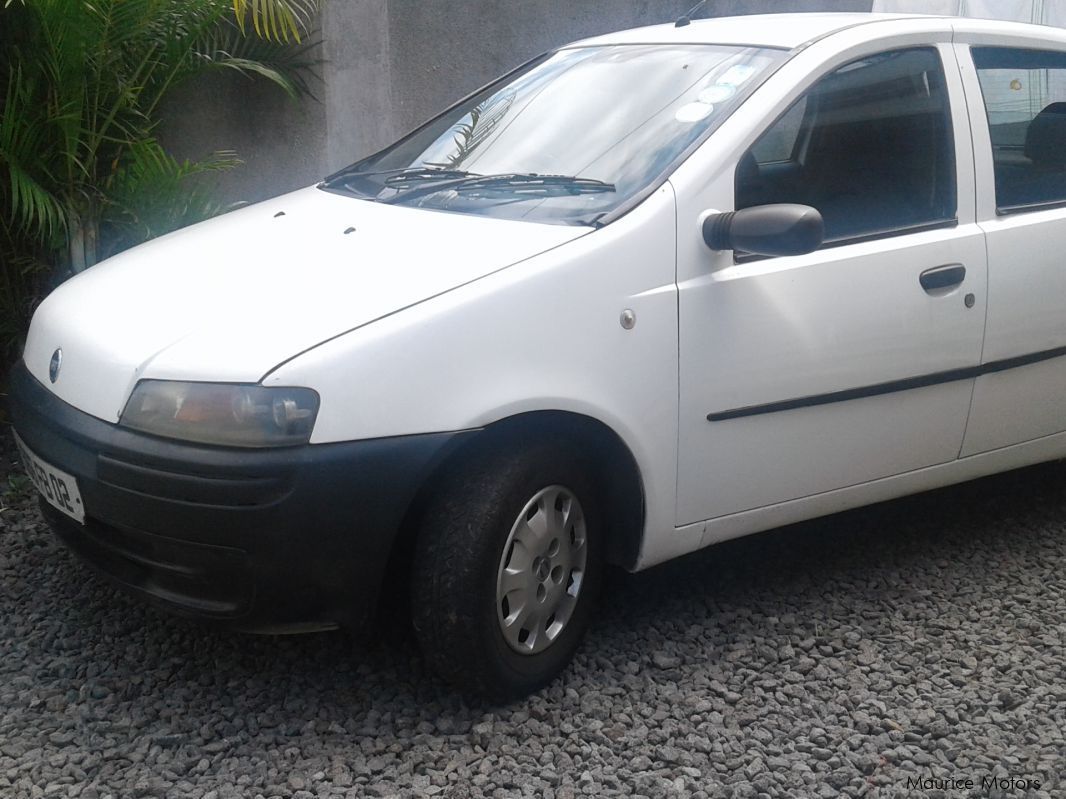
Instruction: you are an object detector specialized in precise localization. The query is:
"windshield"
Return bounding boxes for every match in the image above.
[323,44,785,225]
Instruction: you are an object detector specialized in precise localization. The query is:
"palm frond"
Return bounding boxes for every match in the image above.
[99,139,241,258]
[231,0,317,43]
[0,64,66,238]
[0,211,49,364]
[0,0,321,319]
[194,17,320,98]
[432,92,517,169]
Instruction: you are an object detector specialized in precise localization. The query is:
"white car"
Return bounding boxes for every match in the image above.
[11,12,1066,698]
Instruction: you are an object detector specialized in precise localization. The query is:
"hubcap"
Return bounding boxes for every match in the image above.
[496,485,588,655]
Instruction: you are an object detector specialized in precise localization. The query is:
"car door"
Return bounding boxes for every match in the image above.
[955,39,1066,456]
[671,40,988,527]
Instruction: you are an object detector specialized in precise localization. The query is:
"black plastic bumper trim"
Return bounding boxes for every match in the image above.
[8,360,476,632]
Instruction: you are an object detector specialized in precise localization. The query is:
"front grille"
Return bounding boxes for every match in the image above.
[96,455,293,508]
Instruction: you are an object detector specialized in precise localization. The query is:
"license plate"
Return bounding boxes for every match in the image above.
[13,432,85,524]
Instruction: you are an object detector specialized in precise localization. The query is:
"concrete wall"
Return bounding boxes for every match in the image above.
[163,0,871,205]
[160,69,328,206]
[383,0,871,137]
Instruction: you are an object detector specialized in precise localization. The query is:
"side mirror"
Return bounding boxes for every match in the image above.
[703,203,824,257]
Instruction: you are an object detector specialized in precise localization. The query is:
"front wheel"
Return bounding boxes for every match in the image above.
[410,439,603,700]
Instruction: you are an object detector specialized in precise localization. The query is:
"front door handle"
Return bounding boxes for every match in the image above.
[919,264,966,294]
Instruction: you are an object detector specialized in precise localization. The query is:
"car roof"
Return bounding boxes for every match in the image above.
[565,13,930,51]
[565,12,1063,52]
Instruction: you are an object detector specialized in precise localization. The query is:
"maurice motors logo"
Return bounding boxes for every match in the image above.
[906,774,1042,792]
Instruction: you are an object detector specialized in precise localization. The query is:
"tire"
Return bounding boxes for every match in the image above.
[410,436,603,700]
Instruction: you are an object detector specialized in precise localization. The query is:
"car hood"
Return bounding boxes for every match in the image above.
[23,186,588,422]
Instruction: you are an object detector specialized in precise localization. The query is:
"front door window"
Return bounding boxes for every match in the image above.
[736,48,957,244]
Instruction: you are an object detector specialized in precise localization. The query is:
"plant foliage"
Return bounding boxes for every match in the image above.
[0,0,320,364]
[232,0,318,43]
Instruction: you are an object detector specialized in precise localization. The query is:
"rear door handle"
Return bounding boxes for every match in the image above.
[919,264,966,293]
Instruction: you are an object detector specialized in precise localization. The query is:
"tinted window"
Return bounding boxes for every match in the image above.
[973,47,1066,211]
[737,48,957,243]
[750,97,807,164]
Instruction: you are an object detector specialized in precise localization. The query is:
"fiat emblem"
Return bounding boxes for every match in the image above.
[49,348,62,383]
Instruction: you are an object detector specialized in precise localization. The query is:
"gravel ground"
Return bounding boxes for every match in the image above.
[0,427,1064,799]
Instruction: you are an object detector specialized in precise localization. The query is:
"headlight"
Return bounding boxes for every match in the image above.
[119,381,320,447]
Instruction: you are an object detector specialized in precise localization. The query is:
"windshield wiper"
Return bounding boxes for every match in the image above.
[382,168,475,186]
[321,166,473,191]
[381,173,616,204]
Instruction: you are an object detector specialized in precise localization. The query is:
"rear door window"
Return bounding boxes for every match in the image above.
[972,47,1066,212]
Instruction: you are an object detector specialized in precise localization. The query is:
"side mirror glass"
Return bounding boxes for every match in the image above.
[703,203,824,257]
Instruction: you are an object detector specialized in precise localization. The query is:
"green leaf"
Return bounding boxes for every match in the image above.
[195,17,321,98]
[0,64,66,238]
[232,0,317,43]
[99,138,241,258]
[0,0,320,332]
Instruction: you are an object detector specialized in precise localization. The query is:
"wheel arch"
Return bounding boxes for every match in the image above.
[376,409,647,629]
[465,410,646,569]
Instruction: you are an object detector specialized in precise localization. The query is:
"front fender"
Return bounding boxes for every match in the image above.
[265,185,681,564]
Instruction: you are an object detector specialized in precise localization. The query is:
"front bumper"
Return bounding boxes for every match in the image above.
[8,361,473,633]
